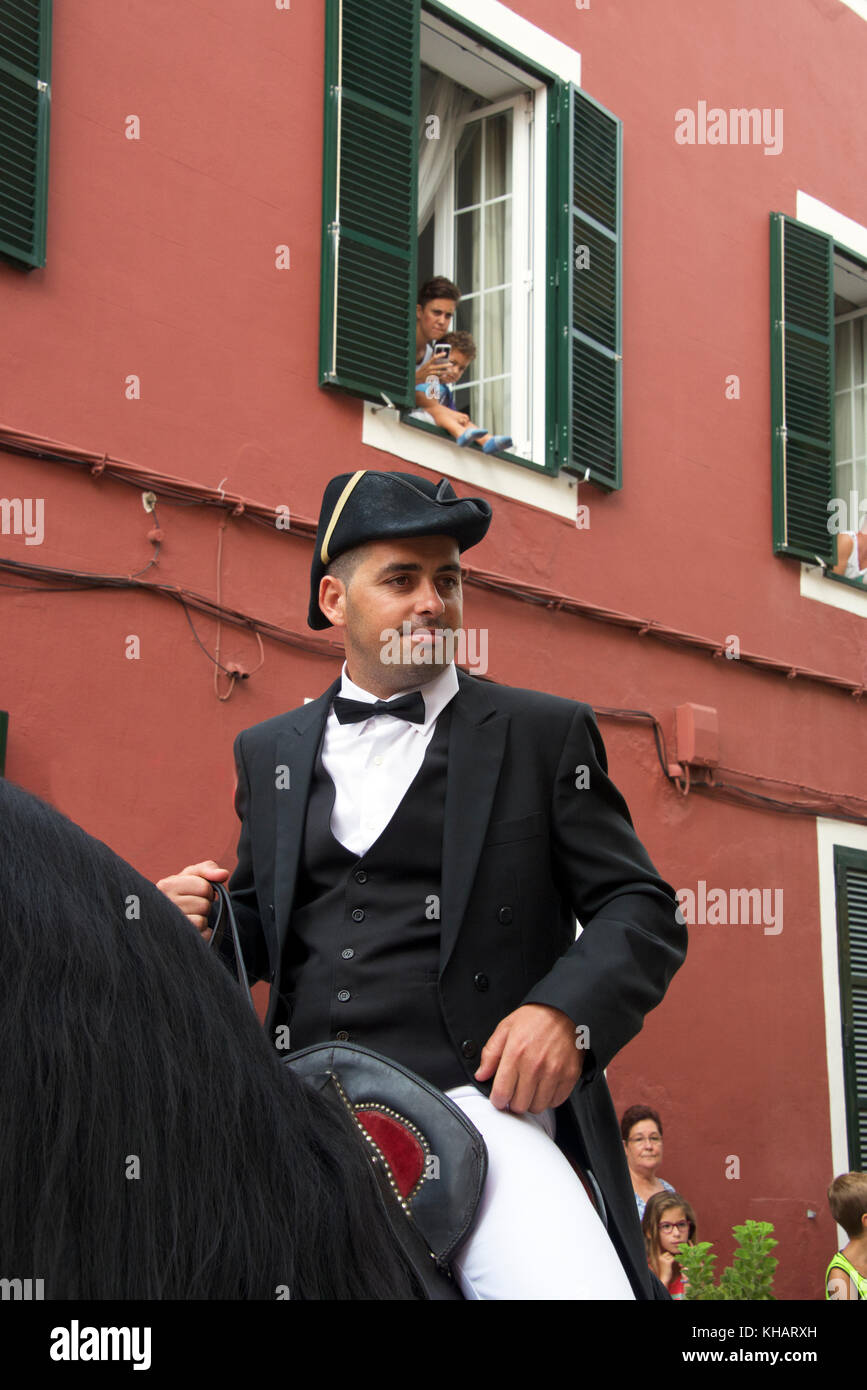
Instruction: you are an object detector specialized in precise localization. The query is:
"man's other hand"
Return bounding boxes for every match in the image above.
[156,860,229,938]
[474,1003,584,1114]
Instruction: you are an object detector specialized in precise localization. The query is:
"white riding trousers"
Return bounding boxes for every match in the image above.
[445,1084,636,1301]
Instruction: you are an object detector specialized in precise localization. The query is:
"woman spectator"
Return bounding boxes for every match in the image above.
[621,1104,675,1218]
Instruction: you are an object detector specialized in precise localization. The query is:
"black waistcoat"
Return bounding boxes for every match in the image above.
[283,707,467,1091]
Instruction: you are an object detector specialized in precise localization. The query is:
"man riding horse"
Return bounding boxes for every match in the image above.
[160,469,686,1299]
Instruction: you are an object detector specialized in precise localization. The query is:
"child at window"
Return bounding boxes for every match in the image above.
[642,1191,697,1299]
[412,330,513,455]
[832,527,867,584]
[825,1172,867,1299]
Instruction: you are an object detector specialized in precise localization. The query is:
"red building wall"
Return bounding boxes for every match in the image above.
[2,0,865,1299]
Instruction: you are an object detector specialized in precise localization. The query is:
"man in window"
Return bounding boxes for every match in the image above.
[415,275,460,387]
[158,469,686,1300]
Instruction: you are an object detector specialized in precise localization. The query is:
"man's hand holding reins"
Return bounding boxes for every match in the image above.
[156,860,229,938]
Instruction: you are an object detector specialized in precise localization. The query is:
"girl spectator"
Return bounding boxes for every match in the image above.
[643,1190,697,1299]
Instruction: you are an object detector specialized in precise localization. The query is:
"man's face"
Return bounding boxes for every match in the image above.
[319,534,463,697]
[416,298,456,346]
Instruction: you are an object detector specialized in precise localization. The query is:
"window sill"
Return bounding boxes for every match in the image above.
[361,402,579,520]
[800,562,867,617]
[400,413,542,473]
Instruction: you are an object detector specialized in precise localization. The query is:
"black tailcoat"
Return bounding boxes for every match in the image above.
[226,669,686,1298]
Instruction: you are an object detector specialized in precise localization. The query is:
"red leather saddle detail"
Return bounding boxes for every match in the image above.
[356,1108,426,1199]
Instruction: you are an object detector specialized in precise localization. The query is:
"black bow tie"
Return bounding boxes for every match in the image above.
[333,691,426,725]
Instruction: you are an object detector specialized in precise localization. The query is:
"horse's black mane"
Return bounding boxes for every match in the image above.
[0,777,417,1299]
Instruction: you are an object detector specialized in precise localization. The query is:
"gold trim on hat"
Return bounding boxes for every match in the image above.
[320,470,366,565]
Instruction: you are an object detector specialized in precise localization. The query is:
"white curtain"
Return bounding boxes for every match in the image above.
[835,316,867,509]
[418,72,474,233]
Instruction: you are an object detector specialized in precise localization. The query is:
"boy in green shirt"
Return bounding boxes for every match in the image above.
[826,1172,867,1300]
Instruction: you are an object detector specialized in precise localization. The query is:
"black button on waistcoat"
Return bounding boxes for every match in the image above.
[497,905,513,924]
[351,907,365,922]
[337,990,351,1002]
[461,1039,478,1058]
[341,947,355,959]
[354,869,368,884]
[473,972,489,992]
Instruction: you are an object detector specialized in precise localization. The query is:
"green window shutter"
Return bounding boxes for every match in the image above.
[319,0,419,407]
[834,847,867,1170]
[0,0,51,269]
[555,83,622,488]
[770,214,835,563]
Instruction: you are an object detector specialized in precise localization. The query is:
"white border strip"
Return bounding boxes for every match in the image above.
[362,403,580,518]
[433,0,581,85]
[796,191,867,261]
[801,562,867,616]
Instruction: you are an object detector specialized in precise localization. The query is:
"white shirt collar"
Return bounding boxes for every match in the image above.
[338,660,459,732]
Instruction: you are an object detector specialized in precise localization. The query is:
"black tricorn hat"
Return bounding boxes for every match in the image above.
[308,469,492,629]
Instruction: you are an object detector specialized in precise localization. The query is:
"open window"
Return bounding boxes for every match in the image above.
[834,253,867,568]
[319,0,623,488]
[833,846,867,1169]
[0,0,52,270]
[770,213,867,587]
[415,21,540,459]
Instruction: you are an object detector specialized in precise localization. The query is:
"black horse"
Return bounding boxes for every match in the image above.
[0,777,420,1299]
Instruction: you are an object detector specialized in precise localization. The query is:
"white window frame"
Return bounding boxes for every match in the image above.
[833,305,867,502]
[817,818,867,1233]
[432,91,534,457]
[796,192,867,617]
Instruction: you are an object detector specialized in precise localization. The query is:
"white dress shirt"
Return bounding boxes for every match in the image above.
[321,661,459,855]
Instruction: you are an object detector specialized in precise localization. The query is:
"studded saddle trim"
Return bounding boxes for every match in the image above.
[327,1071,432,1209]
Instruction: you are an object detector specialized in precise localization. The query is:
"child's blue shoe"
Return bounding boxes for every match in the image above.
[457,427,487,446]
[481,435,513,454]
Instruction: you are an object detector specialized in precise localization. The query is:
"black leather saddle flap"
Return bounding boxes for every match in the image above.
[284,1042,487,1265]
